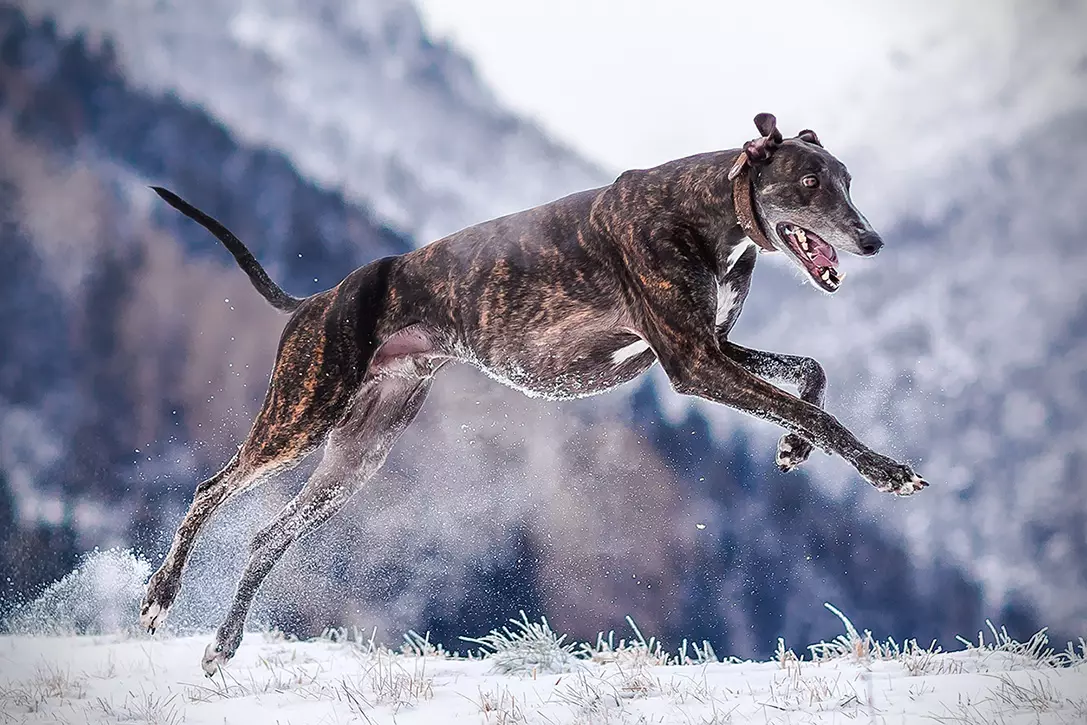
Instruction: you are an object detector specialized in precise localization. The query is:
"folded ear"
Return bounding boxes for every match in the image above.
[797,129,822,147]
[753,112,778,139]
[752,112,786,146]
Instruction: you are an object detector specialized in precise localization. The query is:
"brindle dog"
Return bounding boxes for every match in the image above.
[142,114,928,675]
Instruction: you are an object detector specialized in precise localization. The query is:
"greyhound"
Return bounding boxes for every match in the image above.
[140,114,928,675]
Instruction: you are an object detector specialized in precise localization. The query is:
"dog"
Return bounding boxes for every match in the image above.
[141,113,928,675]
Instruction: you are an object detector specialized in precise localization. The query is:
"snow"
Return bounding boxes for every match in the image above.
[2,625,1085,724]
[4,552,1083,723]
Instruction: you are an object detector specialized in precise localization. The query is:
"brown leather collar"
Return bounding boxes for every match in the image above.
[728,153,777,253]
[726,113,823,253]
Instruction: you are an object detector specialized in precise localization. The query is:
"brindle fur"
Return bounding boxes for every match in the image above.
[142,118,928,675]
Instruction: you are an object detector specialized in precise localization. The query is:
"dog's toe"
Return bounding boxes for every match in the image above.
[140,601,167,634]
[775,434,812,472]
[201,642,230,678]
[897,472,929,496]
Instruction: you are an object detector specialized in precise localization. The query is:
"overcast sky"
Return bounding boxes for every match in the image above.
[412,0,1087,234]
[414,0,969,171]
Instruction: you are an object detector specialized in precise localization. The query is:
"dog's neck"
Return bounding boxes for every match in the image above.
[593,150,762,279]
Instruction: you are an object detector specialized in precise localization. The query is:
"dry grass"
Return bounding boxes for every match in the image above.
[923,671,1087,724]
[338,649,434,715]
[182,648,326,703]
[475,684,530,724]
[804,602,1082,677]
[0,663,88,714]
[400,629,456,659]
[759,655,864,715]
[551,671,627,722]
[1,601,1083,725]
[461,610,582,675]
[953,622,1086,669]
[92,689,185,725]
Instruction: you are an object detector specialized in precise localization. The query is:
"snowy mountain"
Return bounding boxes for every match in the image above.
[21,0,605,242]
[2,0,1085,662]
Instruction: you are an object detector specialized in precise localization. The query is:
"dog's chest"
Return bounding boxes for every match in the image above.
[716,281,745,325]
[714,240,755,328]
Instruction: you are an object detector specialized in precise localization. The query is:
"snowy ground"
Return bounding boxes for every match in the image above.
[2,613,1085,725]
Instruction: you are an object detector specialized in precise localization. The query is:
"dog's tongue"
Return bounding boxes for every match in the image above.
[810,236,838,268]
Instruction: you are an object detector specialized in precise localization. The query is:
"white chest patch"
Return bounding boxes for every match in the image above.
[611,339,651,366]
[726,239,757,273]
[715,282,739,325]
[715,240,756,327]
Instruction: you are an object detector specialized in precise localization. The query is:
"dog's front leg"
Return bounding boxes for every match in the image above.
[665,347,925,494]
[719,341,826,472]
[625,238,926,494]
[635,272,925,493]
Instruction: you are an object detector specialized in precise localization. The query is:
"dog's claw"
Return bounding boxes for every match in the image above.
[859,453,931,496]
[899,473,929,495]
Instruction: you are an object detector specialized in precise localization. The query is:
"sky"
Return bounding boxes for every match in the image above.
[413,0,1084,227]
[414,0,966,171]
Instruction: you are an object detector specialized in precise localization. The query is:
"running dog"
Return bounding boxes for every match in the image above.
[141,113,928,675]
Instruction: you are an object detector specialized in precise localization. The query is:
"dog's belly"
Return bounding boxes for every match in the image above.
[471,331,657,400]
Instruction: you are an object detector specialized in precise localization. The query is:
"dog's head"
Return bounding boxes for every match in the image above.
[733,114,882,293]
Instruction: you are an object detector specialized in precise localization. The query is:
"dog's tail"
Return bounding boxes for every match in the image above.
[151,186,303,313]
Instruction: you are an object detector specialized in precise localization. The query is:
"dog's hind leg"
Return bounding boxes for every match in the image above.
[141,290,367,633]
[719,342,826,472]
[141,457,260,633]
[200,373,434,676]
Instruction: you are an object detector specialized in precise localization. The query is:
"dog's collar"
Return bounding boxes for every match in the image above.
[727,112,784,253]
[727,113,824,254]
[729,158,777,253]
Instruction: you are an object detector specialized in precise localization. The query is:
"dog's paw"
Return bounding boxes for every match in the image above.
[139,574,174,635]
[201,641,233,678]
[202,628,245,677]
[776,433,813,472]
[139,601,168,635]
[859,453,930,496]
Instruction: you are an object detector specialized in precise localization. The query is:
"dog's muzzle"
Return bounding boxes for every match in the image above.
[776,222,844,292]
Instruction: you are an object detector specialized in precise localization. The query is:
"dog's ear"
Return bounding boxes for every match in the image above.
[797,129,822,147]
[741,113,783,166]
[753,113,780,142]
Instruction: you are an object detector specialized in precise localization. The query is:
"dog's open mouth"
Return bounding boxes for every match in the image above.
[776,222,843,292]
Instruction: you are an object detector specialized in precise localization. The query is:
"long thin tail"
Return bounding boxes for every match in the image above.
[151,186,303,313]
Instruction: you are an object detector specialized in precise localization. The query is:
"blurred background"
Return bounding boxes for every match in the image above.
[0,0,1084,657]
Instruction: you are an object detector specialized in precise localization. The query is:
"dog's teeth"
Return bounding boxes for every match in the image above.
[800,240,810,251]
[795,229,807,243]
[820,270,831,282]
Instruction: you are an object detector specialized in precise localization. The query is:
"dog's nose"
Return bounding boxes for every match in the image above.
[858,231,884,256]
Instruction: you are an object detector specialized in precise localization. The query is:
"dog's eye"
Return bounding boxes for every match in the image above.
[801,175,819,188]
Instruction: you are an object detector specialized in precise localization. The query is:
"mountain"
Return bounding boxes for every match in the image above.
[20,0,604,242]
[1,0,1082,658]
